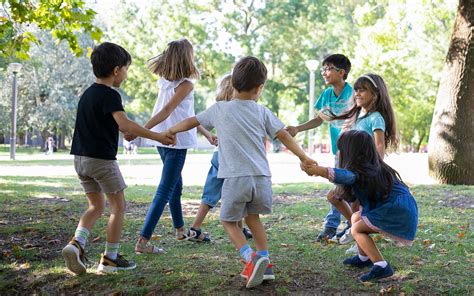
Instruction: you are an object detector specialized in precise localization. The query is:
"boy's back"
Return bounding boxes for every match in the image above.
[196,99,284,178]
[71,83,124,160]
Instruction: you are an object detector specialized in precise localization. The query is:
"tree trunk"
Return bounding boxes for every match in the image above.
[428,0,474,184]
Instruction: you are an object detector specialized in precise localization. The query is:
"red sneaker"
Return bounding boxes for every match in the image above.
[240,252,269,288]
[241,261,275,281]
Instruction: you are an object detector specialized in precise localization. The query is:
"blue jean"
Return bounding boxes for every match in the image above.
[201,151,223,208]
[324,155,342,229]
[140,147,187,240]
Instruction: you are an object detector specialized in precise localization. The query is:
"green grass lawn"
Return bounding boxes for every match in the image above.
[0,158,473,294]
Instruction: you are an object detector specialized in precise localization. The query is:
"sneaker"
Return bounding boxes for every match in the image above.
[62,239,87,275]
[243,227,253,239]
[345,243,359,254]
[316,227,337,242]
[339,227,354,245]
[336,223,351,239]
[240,253,269,288]
[97,253,137,273]
[241,263,275,281]
[360,264,394,282]
[343,255,373,268]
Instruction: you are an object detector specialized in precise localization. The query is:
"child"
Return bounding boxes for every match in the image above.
[301,130,418,282]
[324,73,398,248]
[168,56,315,288]
[134,38,200,254]
[62,42,175,275]
[186,74,252,242]
[286,54,353,242]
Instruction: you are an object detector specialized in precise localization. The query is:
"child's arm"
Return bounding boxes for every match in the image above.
[286,116,323,137]
[373,130,385,159]
[112,111,175,145]
[197,125,218,146]
[168,116,201,135]
[275,128,316,166]
[144,80,193,129]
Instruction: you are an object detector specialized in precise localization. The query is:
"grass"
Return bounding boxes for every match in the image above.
[0,155,473,295]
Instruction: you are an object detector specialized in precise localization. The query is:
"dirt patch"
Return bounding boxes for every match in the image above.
[436,192,474,209]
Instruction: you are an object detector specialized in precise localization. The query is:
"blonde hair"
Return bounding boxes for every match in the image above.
[215,74,234,101]
[147,38,199,81]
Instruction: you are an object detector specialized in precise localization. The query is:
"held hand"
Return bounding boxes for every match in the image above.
[301,156,318,167]
[318,111,332,122]
[124,133,137,141]
[285,126,298,137]
[206,134,218,146]
[156,131,176,146]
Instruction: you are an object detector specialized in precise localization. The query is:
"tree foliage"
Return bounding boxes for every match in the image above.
[0,0,102,59]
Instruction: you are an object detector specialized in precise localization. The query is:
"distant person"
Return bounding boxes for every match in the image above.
[123,139,136,155]
[168,56,315,288]
[301,130,418,282]
[45,136,56,155]
[286,54,353,242]
[186,74,253,243]
[62,42,175,275]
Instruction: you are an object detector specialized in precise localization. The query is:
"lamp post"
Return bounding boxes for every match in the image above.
[9,63,22,160]
[305,59,319,155]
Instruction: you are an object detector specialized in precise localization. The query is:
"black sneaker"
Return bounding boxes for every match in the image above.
[243,227,253,239]
[360,264,394,282]
[97,253,136,273]
[343,255,373,268]
[62,239,87,275]
[316,227,337,242]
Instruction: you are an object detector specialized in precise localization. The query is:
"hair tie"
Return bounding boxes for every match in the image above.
[360,74,378,88]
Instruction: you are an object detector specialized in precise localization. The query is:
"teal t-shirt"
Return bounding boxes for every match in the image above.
[315,82,353,155]
[353,111,386,137]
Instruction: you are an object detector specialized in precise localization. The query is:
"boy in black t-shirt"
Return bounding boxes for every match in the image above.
[62,42,175,275]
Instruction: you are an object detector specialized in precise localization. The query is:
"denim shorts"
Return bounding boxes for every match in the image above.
[201,151,223,208]
[74,155,127,194]
[220,176,272,222]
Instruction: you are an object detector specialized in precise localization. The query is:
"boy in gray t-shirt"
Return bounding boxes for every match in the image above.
[168,56,315,289]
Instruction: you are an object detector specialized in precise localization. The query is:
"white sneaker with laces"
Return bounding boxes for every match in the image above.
[345,243,359,255]
[339,227,354,245]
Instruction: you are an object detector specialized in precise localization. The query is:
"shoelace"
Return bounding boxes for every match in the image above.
[116,254,131,266]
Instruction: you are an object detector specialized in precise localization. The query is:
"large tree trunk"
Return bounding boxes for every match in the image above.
[428,0,474,184]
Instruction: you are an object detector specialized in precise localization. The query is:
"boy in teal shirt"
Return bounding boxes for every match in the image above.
[287,54,353,241]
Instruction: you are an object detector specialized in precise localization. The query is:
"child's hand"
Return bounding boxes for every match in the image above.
[285,126,298,137]
[124,133,137,141]
[301,156,318,167]
[206,134,218,146]
[156,132,176,145]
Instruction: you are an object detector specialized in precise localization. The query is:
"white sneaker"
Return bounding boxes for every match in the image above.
[345,243,358,255]
[339,227,354,245]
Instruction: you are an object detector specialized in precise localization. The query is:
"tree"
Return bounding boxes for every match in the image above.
[428,0,474,184]
[0,0,101,59]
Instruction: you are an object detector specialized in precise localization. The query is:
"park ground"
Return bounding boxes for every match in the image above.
[0,147,473,295]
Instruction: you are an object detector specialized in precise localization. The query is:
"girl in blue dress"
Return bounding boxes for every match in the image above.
[301,130,418,281]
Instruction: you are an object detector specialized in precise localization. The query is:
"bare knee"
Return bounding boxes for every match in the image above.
[351,211,361,225]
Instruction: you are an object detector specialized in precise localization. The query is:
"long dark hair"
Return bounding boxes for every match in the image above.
[325,73,399,151]
[336,130,405,208]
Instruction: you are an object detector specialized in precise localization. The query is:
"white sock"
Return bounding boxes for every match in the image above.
[74,226,90,249]
[105,242,120,260]
[374,260,388,268]
[358,254,369,262]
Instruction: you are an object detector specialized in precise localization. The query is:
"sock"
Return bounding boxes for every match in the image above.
[239,244,254,263]
[256,250,270,259]
[105,242,120,260]
[374,260,388,268]
[358,254,369,262]
[74,226,90,249]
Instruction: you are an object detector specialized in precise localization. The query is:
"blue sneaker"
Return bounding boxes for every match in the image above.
[343,255,373,268]
[360,264,394,282]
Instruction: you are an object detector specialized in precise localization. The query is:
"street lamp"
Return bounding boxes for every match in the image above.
[305,59,319,155]
[8,62,22,160]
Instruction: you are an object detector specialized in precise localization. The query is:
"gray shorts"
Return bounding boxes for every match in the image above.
[220,176,272,222]
[74,155,127,194]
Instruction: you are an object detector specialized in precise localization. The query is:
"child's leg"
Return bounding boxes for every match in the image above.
[192,203,212,229]
[73,192,105,248]
[351,200,360,214]
[351,212,383,262]
[139,148,187,242]
[244,214,267,251]
[327,189,352,222]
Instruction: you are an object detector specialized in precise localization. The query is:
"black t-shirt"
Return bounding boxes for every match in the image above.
[70,83,125,160]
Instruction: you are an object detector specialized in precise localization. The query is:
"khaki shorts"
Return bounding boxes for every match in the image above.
[220,176,272,222]
[74,156,127,194]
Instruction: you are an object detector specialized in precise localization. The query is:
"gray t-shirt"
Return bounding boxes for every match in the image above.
[196,99,285,178]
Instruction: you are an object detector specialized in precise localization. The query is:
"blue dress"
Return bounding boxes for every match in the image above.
[328,167,418,245]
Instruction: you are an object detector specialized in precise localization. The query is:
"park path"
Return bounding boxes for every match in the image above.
[0,152,436,186]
